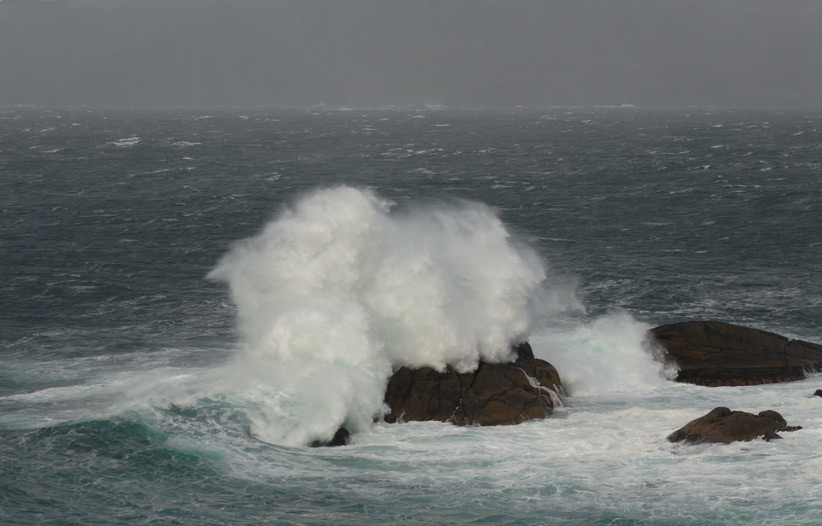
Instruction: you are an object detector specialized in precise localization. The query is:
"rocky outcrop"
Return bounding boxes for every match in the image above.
[649,321,822,386]
[382,342,562,426]
[667,407,801,444]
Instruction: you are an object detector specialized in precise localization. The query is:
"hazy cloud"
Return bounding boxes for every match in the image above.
[1,0,820,107]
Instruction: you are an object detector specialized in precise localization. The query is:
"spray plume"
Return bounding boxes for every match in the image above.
[208,186,573,445]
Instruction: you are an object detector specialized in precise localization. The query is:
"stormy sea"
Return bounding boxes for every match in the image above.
[2,106,821,525]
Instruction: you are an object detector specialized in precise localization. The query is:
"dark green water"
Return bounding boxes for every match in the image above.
[1,107,821,525]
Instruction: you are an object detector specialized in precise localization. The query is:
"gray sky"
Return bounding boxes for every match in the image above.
[1,0,820,108]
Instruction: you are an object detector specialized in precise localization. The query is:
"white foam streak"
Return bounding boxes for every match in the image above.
[112,136,141,147]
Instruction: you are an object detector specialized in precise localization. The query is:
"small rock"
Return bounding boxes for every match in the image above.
[667,407,801,444]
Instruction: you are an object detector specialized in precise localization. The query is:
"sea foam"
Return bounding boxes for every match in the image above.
[208,186,576,445]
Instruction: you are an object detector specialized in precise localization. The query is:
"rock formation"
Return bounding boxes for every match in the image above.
[667,407,801,444]
[382,342,562,426]
[649,321,822,386]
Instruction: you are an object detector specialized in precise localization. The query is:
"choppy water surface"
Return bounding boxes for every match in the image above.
[1,107,821,525]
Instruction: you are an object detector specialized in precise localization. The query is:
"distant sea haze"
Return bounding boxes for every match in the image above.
[1,1,820,107]
[1,107,821,524]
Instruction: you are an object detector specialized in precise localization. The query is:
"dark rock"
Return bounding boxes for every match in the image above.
[383,342,562,426]
[310,427,351,447]
[648,321,822,386]
[815,390,822,397]
[667,407,802,444]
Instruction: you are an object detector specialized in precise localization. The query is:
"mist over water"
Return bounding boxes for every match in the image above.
[208,186,582,445]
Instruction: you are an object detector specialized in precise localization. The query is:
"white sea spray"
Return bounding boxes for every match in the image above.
[207,186,577,445]
[531,311,677,397]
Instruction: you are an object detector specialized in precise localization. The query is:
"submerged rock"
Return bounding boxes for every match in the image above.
[649,321,822,386]
[815,390,822,398]
[667,407,802,444]
[310,427,351,447]
[383,342,562,426]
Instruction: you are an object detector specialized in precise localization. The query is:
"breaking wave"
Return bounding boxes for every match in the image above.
[531,312,677,397]
[208,186,580,445]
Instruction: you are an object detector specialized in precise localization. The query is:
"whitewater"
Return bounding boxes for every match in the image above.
[2,107,821,524]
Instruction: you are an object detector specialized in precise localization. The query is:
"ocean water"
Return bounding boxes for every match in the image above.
[1,106,821,525]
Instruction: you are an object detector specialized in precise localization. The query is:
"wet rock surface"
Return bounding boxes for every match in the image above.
[383,343,562,426]
[649,321,822,386]
[667,407,802,444]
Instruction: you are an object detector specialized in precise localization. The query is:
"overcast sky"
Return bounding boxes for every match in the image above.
[1,0,820,108]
